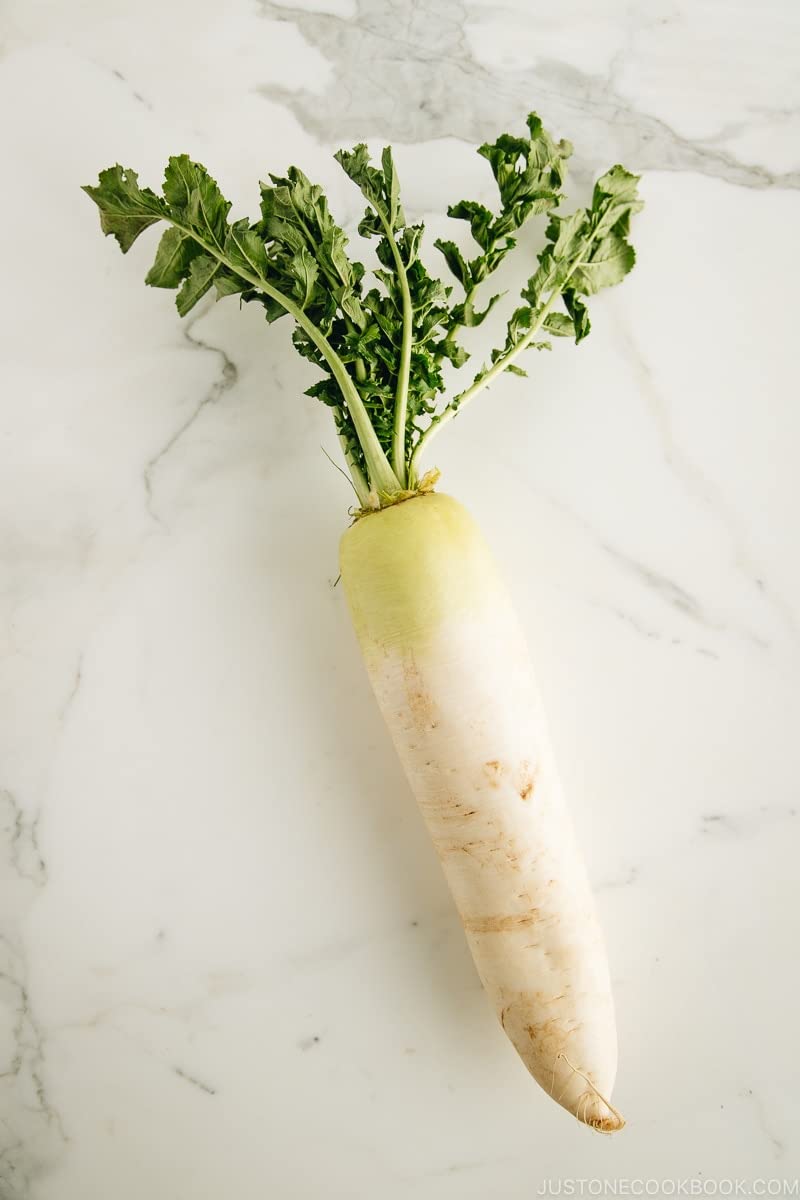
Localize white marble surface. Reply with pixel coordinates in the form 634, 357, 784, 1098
2, 0, 800, 1195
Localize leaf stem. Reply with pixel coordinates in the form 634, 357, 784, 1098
442, 284, 476, 358
411, 228, 601, 477
332, 417, 371, 504
381, 226, 413, 486
409, 288, 560, 476
174, 221, 402, 496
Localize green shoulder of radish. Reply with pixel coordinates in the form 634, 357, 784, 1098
84, 115, 642, 1131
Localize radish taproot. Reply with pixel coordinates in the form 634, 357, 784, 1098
84, 113, 641, 1129
340, 492, 622, 1131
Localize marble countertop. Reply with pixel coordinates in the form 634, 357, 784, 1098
2, 0, 799, 1195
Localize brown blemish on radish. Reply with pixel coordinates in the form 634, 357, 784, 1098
483, 759, 503, 787
436, 840, 484, 863
480, 758, 537, 800
430, 818, 527, 871
464, 911, 539, 933
421, 797, 480, 827
517, 760, 538, 801
403, 659, 439, 731
525, 1019, 563, 1049
489, 839, 522, 872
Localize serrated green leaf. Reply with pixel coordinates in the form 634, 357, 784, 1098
563, 289, 591, 342
145, 227, 201, 288
82, 165, 164, 252
401, 224, 423, 265
435, 238, 471, 288
527, 112, 573, 166
357, 209, 384, 239
447, 200, 495, 251
475, 112, 570, 212
304, 378, 340, 407
571, 235, 636, 295
340, 290, 367, 327
258, 293, 290, 323
507, 305, 533, 340
463, 291, 503, 327
214, 271, 249, 300
290, 248, 319, 308
262, 216, 306, 254
591, 166, 644, 239
594, 164, 642, 207
258, 167, 368, 341
438, 338, 470, 368
225, 222, 269, 283
381, 146, 401, 227
335, 145, 386, 214
176, 255, 220, 316
544, 312, 576, 337
164, 155, 231, 248
322, 229, 355, 287
547, 210, 587, 260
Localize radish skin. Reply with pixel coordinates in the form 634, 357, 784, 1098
340, 492, 622, 1131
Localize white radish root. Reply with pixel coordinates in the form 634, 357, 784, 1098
340, 492, 622, 1130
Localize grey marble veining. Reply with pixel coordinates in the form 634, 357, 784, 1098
259, 0, 800, 188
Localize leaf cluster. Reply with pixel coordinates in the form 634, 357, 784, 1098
459, 164, 642, 396
84, 114, 643, 501
435, 113, 572, 347
335, 146, 455, 451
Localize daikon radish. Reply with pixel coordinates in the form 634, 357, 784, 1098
340, 492, 622, 1130
84, 111, 641, 1128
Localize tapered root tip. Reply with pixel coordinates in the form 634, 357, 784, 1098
576, 1092, 626, 1134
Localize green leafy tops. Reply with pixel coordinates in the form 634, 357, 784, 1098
84, 113, 642, 508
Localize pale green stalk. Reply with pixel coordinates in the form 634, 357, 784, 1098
380, 224, 413, 486
335, 417, 371, 504
409, 290, 555, 477
410, 238, 598, 480
172, 221, 402, 497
